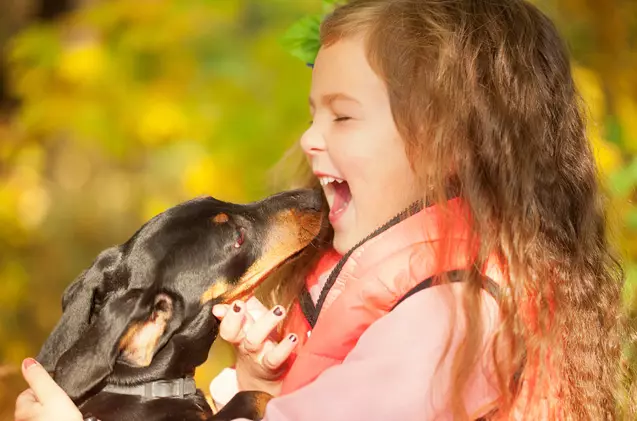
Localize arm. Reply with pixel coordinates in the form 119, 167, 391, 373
236, 283, 500, 421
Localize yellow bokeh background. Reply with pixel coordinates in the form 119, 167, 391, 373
0, 0, 636, 417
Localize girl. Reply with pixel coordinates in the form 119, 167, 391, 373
15, 0, 630, 420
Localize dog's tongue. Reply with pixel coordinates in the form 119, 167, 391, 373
331, 181, 351, 214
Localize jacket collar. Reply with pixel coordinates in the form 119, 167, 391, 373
308, 198, 472, 326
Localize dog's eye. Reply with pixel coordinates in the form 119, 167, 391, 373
234, 228, 245, 248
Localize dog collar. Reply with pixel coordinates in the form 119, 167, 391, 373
101, 377, 197, 399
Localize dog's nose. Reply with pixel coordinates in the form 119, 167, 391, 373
263, 189, 323, 213
288, 188, 323, 212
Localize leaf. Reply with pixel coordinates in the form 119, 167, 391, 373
280, 14, 322, 65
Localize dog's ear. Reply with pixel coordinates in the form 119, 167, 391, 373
37, 247, 122, 373
52, 288, 178, 401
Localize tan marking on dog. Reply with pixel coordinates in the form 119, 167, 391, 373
219, 209, 323, 304
212, 213, 229, 224
118, 294, 173, 367
200, 278, 231, 304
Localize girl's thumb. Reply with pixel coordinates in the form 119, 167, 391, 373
21, 358, 71, 405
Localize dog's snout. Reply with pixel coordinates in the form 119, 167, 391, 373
297, 189, 324, 212
268, 189, 323, 213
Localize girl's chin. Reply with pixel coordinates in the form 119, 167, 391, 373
331, 223, 363, 255
329, 203, 357, 253
332, 233, 352, 255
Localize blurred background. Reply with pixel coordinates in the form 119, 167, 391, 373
0, 0, 635, 418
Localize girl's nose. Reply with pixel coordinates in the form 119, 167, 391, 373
300, 125, 326, 156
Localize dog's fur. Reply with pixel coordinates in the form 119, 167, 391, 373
37, 189, 324, 421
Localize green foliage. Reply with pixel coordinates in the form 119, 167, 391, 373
280, 15, 322, 65
280, 0, 340, 65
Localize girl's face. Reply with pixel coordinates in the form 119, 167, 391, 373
301, 38, 420, 254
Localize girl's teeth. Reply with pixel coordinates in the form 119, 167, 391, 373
319, 176, 344, 186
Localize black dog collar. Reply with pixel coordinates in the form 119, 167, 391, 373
101, 377, 197, 399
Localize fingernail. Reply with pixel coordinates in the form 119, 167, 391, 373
23, 358, 38, 370
233, 302, 242, 313
288, 334, 297, 342
273, 306, 284, 317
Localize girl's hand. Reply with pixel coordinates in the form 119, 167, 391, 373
212, 297, 298, 396
15, 358, 83, 421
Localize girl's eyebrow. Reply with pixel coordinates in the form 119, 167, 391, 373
309, 93, 362, 108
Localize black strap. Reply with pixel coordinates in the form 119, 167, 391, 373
307, 200, 425, 328
299, 286, 316, 327
393, 270, 503, 421
390, 270, 500, 312
392, 271, 526, 421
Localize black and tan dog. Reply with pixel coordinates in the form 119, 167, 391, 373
36, 189, 324, 421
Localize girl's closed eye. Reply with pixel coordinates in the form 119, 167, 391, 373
334, 115, 352, 122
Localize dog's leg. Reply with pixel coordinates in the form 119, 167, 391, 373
209, 391, 272, 421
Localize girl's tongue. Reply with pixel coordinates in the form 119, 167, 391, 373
329, 180, 352, 221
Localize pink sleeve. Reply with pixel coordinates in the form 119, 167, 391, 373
233, 284, 500, 421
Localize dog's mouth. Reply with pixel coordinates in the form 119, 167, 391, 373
202, 208, 324, 305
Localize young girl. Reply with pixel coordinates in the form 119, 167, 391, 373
15, 0, 630, 420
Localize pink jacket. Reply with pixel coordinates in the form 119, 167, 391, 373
215, 200, 507, 420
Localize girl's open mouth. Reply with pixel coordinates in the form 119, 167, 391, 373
320, 177, 352, 224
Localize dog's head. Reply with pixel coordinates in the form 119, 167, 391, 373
37, 189, 324, 402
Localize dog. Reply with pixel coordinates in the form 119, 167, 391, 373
36, 189, 325, 421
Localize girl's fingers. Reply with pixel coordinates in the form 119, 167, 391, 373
245, 296, 269, 315
14, 389, 39, 420
16, 359, 83, 421
21, 359, 73, 407
242, 305, 286, 353
212, 304, 229, 319
215, 297, 266, 320
219, 301, 251, 344
262, 333, 299, 371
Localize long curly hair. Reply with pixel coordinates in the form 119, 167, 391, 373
259, 0, 632, 419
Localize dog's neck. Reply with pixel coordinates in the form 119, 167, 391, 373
101, 376, 197, 399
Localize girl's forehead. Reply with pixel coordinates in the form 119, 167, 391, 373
310, 40, 387, 103
314, 39, 368, 71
